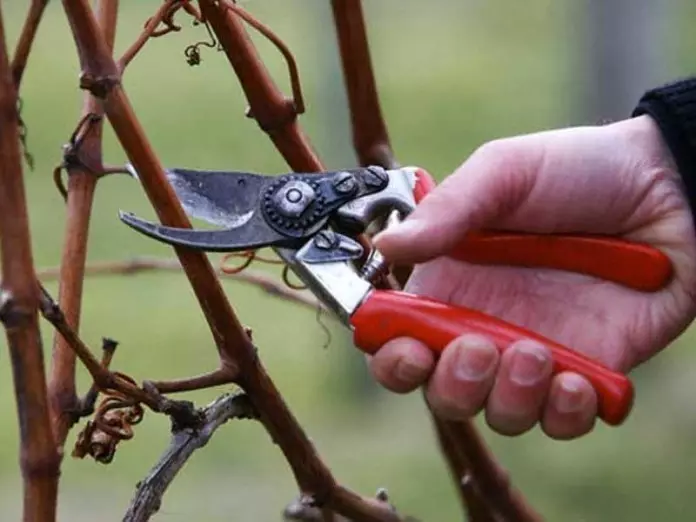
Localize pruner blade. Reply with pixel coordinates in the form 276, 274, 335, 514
126, 164, 272, 229
119, 165, 300, 251
119, 211, 296, 252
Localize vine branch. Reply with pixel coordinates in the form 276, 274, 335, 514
0, 4, 60, 521
49, 0, 121, 451
11, 0, 50, 87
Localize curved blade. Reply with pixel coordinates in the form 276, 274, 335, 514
126, 164, 271, 228
122, 164, 297, 251
119, 211, 294, 252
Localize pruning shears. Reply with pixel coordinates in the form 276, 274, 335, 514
119, 164, 673, 427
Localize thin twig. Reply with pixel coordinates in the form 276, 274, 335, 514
76, 337, 119, 416
123, 392, 256, 522
148, 369, 236, 394
11, 0, 50, 87
41, 285, 163, 411
0, 5, 60, 521
36, 256, 322, 310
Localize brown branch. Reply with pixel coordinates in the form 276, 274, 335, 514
199, 0, 322, 172
0, 5, 60, 521
147, 369, 235, 394
11, 0, 50, 87
196, 6, 410, 519
49, 0, 120, 451
123, 392, 256, 522
329, 0, 396, 168
36, 257, 322, 310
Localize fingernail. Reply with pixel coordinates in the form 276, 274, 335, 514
509, 343, 550, 386
454, 336, 498, 381
395, 356, 430, 384
556, 375, 587, 414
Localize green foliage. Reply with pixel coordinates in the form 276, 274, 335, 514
1, 1, 695, 520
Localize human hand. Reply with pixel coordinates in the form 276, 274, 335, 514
369, 115, 696, 439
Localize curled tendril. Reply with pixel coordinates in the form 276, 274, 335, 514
220, 250, 307, 290
282, 266, 306, 290
218, 0, 305, 114
220, 250, 283, 274
183, 18, 220, 66
72, 372, 145, 464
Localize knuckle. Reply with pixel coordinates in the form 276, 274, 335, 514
474, 137, 528, 172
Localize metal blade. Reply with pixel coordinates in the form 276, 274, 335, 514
122, 164, 299, 251
119, 211, 295, 252
132, 164, 272, 228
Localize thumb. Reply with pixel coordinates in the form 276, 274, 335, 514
375, 139, 542, 264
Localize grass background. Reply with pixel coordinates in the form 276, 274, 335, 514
2, 1, 696, 520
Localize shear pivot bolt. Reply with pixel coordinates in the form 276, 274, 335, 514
364, 166, 388, 188
333, 172, 357, 194
274, 180, 316, 218
286, 188, 303, 203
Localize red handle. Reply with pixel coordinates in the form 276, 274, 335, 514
351, 290, 633, 426
412, 168, 673, 292
452, 231, 672, 292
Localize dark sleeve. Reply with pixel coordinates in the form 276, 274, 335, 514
632, 77, 696, 213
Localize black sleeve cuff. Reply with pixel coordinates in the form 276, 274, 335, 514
632, 78, 696, 212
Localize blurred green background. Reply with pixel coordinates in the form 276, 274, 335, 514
2, 1, 696, 520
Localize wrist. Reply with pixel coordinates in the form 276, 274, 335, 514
610, 114, 686, 200
632, 79, 696, 223
596, 114, 696, 256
